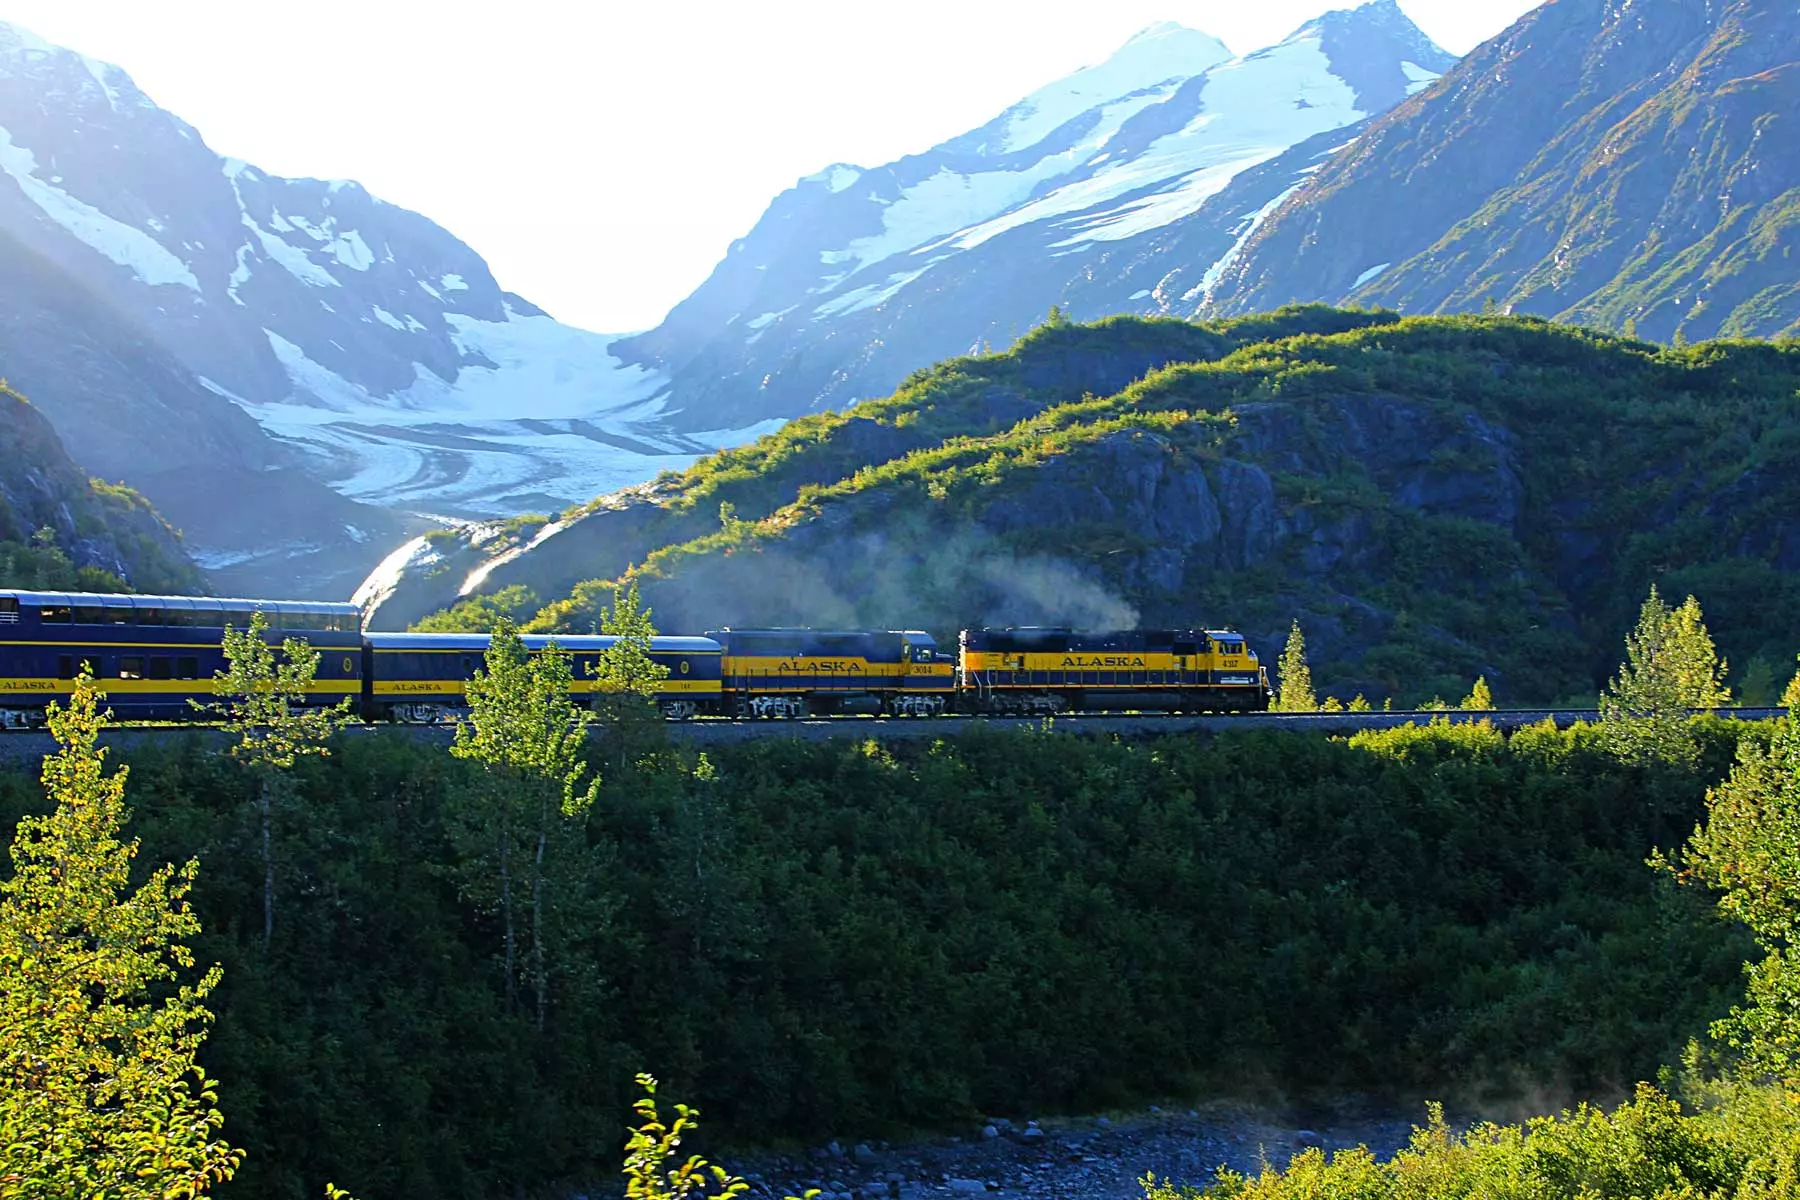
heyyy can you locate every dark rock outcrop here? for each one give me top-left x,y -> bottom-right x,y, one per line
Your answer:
0,382 -> 203,591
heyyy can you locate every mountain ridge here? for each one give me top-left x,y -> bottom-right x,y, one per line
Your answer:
1204,0 -> 1800,340
0,18 -> 773,595
619,2 -> 1455,434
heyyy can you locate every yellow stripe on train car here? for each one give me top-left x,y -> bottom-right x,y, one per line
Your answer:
0,678 -> 360,696
721,655 -> 912,678
370,679 -> 721,697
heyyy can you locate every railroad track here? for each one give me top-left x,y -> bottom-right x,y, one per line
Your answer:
0,708 -> 1786,764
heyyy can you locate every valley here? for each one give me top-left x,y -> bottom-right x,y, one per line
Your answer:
3,3 -> 1800,1199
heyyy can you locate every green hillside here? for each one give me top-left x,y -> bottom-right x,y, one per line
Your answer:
407,311 -> 1800,706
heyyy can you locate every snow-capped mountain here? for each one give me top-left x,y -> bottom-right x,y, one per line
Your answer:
0,20 -> 772,595
623,0 -> 1454,432
1204,0 -> 1800,342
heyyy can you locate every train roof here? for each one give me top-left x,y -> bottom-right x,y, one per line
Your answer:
0,590 -> 360,616
962,626 -> 1244,637
706,627 -> 934,635
364,632 -> 721,653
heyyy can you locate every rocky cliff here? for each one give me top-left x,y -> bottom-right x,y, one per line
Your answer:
0,381 -> 203,592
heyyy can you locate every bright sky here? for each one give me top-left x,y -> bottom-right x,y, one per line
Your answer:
0,1 -> 1540,334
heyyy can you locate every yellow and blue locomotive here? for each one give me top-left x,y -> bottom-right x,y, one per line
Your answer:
958,627 -> 1271,714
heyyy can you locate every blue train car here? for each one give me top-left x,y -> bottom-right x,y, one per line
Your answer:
363,632 -> 724,721
0,590 -> 363,725
707,628 -> 953,717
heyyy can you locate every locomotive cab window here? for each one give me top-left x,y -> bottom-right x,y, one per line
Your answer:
0,597 -> 17,622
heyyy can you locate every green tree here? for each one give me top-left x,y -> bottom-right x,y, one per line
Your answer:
621,1074 -> 750,1200
594,580 -> 673,766
203,610 -> 354,950
1462,676 -> 1494,711
1273,620 -> 1317,713
1599,586 -> 1731,765
1679,665 -> 1800,1078
0,673 -> 242,1197
1738,655 -> 1780,708
450,618 -> 600,1028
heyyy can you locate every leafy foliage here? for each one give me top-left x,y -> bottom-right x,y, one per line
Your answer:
1150,1082 -> 1799,1200
622,1074 -> 750,1200
0,716 -> 1763,1198
411,584 -> 541,633
0,674 -> 240,1197
450,619 -> 602,1030
1600,587 -> 1733,766
201,612 -> 354,950
1273,620 -> 1316,712
0,529 -> 129,593
1678,666 -> 1800,1079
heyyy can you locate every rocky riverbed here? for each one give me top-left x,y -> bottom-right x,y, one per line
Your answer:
731,1104 -> 1425,1200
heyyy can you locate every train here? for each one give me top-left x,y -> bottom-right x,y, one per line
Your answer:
0,588 -> 1271,726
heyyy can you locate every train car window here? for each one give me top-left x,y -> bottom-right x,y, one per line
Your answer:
39,605 -> 71,624
149,658 -> 172,680
176,656 -> 199,681
57,656 -> 74,679
73,605 -> 104,624
119,657 -> 145,680
222,610 -> 256,629
136,607 -> 163,625
103,606 -> 134,626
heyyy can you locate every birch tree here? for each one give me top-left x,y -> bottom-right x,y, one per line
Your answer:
0,672 -> 241,1197
594,580 -> 672,766
204,610 -> 354,950
1273,620 -> 1317,713
450,618 -> 599,1028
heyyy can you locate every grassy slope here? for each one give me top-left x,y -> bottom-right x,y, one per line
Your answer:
462,312 -> 1800,705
